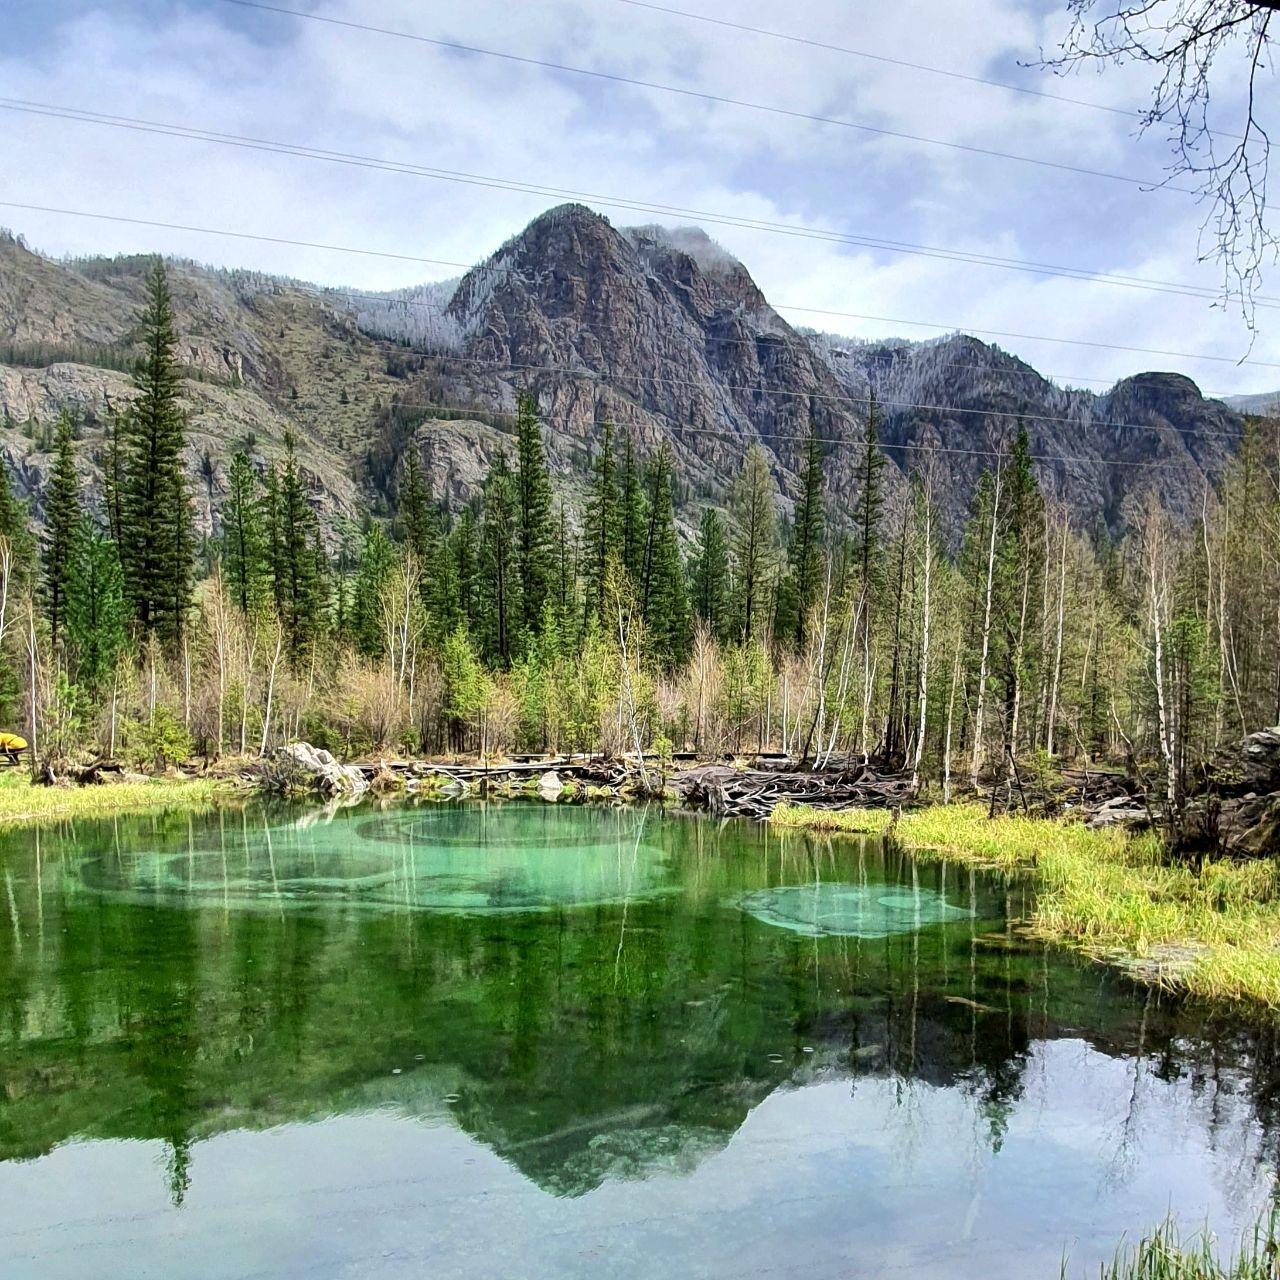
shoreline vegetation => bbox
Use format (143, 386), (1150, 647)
(771, 802), (1280, 1009)
(1070, 1211), (1280, 1280)
(0, 773), (231, 825)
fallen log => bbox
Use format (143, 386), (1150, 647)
(670, 763), (916, 819)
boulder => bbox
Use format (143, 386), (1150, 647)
(537, 770), (564, 798)
(276, 742), (368, 797)
(1186, 727), (1280, 854)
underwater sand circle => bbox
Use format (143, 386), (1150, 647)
(738, 882), (974, 939)
(74, 808), (669, 916)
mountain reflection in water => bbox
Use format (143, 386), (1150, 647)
(0, 799), (1277, 1280)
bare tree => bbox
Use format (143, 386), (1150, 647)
(1041, 1), (1277, 321)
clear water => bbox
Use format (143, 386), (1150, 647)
(0, 799), (1277, 1280)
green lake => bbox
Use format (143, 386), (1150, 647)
(1, 799), (1277, 1279)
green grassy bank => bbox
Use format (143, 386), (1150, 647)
(0, 773), (232, 826)
(771, 802), (1280, 1008)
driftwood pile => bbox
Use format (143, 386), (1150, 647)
(670, 762), (916, 819)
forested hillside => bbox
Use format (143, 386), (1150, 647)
(0, 247), (1274, 828)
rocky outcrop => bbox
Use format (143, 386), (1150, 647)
(0, 209), (1247, 542)
(1186, 727), (1280, 855)
(273, 742), (369, 796)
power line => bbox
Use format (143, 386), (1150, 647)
(608, 0), (1163, 126)
(218, 0), (1190, 194)
(0, 199), (1264, 411)
(771, 303), (1280, 370)
(0, 105), (1241, 308)
(339, 398), (1224, 472)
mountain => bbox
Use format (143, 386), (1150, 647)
(1224, 390), (1280, 415)
(0, 205), (1247, 543)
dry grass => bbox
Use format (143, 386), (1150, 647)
(772, 802), (1280, 1008)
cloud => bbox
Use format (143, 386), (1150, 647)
(0, 0), (1276, 396)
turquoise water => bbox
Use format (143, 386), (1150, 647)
(0, 799), (1276, 1279)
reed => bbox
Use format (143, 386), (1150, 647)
(771, 802), (1280, 1008)
(1070, 1211), (1280, 1280)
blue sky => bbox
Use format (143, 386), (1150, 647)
(2, 0), (1277, 396)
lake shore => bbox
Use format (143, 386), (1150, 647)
(771, 802), (1280, 1009)
(0, 774), (235, 825)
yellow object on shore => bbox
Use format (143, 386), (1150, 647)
(0, 733), (27, 753)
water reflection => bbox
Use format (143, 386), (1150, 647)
(0, 800), (1277, 1279)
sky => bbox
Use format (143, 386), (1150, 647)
(1, 0), (1278, 397)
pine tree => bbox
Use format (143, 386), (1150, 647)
(66, 519), (128, 697)
(514, 393), (554, 636)
(690, 507), (730, 639)
(619, 430), (647, 583)
(728, 444), (782, 645)
(221, 451), (267, 614)
(478, 451), (521, 665)
(120, 258), (193, 645)
(640, 444), (690, 667)
(42, 412), (82, 643)
(581, 420), (619, 624)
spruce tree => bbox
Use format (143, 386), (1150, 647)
(514, 393), (554, 636)
(66, 519), (128, 697)
(101, 406), (127, 548)
(120, 258), (193, 645)
(221, 451), (267, 614)
(855, 392), (885, 597)
(640, 445), (690, 667)
(450, 505), (480, 635)
(350, 523), (396, 658)
(276, 434), (322, 651)
(690, 507), (730, 639)
(619, 430), (647, 583)
(478, 451), (521, 665)
(43, 412), (82, 644)
(397, 444), (436, 564)
(788, 424), (826, 646)
(727, 444), (782, 645)
(581, 420), (619, 624)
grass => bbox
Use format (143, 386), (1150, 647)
(0, 773), (233, 826)
(771, 802), (1280, 1008)
(1068, 1211), (1280, 1279)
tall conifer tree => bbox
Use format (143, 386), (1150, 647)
(690, 507), (730, 640)
(581, 420), (619, 624)
(514, 393), (554, 636)
(120, 258), (193, 644)
(43, 412), (81, 643)
(221, 451), (267, 614)
(619, 431), (647, 583)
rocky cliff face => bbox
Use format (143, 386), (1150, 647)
(0, 206), (1247, 542)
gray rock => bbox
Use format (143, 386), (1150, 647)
(277, 742), (368, 796)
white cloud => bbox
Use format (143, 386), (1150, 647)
(0, 0), (1277, 396)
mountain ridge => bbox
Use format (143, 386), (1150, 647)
(0, 205), (1249, 542)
